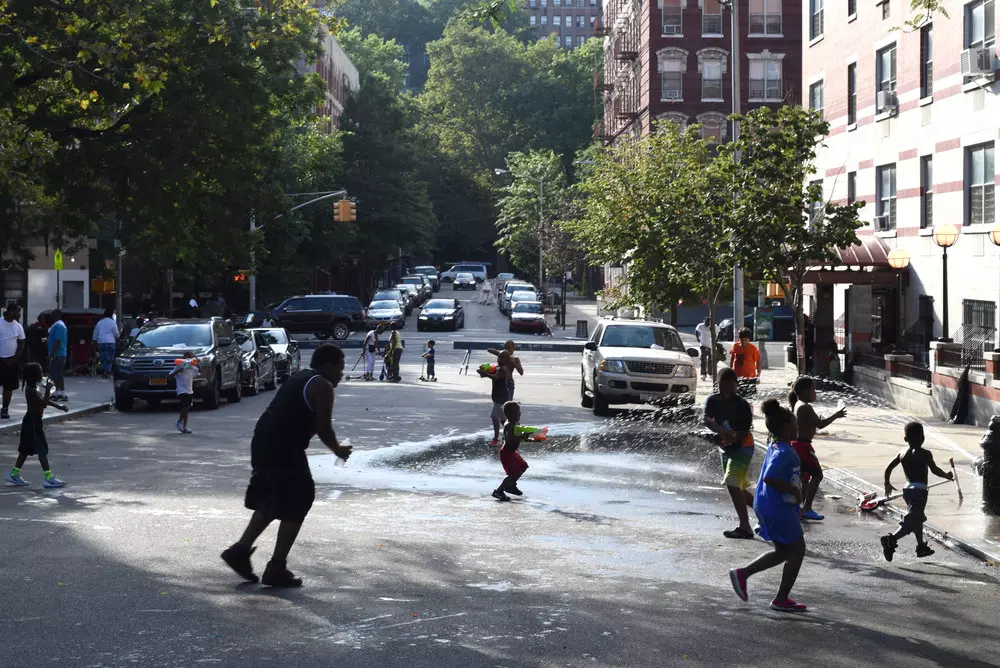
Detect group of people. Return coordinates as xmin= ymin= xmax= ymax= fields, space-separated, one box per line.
xmin=360 ymin=325 xmax=406 ymax=382
xmin=705 ymin=369 xmax=952 ymax=612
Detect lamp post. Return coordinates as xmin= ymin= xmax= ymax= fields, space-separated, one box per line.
xmin=932 ymin=223 xmax=960 ymax=342
xmin=719 ymin=0 xmax=743 ymax=336
xmin=887 ymin=247 xmax=910 ymax=348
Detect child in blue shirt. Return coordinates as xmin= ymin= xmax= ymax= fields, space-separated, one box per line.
xmin=421 ymin=340 xmax=436 ymax=381
xmin=729 ymin=398 xmax=808 ymax=613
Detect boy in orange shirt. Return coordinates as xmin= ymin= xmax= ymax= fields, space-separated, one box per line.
xmin=730 ymin=328 xmax=761 ymax=380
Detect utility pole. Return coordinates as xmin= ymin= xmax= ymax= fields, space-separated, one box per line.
xmin=723 ymin=0 xmax=744 ymax=340
xmin=538 ymin=178 xmax=544 ymax=290
xmin=249 ymin=212 xmax=257 ymax=311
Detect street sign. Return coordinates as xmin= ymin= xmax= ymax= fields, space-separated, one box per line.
xmin=54 ymin=249 xmax=63 ymax=271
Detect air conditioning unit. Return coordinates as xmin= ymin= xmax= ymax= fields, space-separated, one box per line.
xmin=662 ymin=24 xmax=681 ymax=35
xmin=961 ymin=47 xmax=995 ymax=77
xmin=663 ymin=89 xmax=681 ymax=100
xmin=876 ymin=89 xmax=898 ymax=114
xmin=873 ymin=215 xmax=891 ymax=231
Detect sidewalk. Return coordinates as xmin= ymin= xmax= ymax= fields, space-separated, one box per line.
xmin=549 ymin=296 xmax=600 ymax=340
xmin=0 ymin=375 xmax=112 ymax=435
xmin=754 ymin=367 xmax=1000 ymax=563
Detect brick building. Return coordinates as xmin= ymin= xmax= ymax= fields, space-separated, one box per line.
xmin=803 ymin=0 xmax=1000 ymax=425
xmin=300 ymin=27 xmax=359 ymax=129
xmin=601 ymin=0 xmax=802 ymax=144
xmin=526 ymin=0 xmax=604 ymax=49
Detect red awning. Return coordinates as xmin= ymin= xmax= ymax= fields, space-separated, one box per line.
xmin=837 ymin=235 xmax=890 ymax=267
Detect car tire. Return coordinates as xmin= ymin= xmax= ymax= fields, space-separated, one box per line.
xmin=333 ymin=322 xmax=350 ymax=340
xmin=228 ymin=373 xmax=243 ymax=403
xmin=204 ymin=374 xmax=222 ymax=409
xmin=246 ymin=366 xmax=259 ymax=396
xmin=115 ymin=392 xmax=134 ymax=412
xmin=580 ymin=378 xmax=593 ymax=408
xmin=265 ymin=366 xmax=277 ymax=391
xmin=592 ymin=376 xmax=610 ymax=416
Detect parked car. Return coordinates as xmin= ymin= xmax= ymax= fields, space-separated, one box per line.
xmin=417 ymin=298 xmax=466 ymax=331
xmin=249 ymin=327 xmax=300 ymax=381
xmin=404 ymin=273 xmax=435 ymax=296
xmin=367 ymin=299 xmax=406 ymax=329
xmin=237 ymin=302 xmax=281 ymax=330
xmin=509 ymin=290 xmax=538 ymax=313
xmin=500 ymin=281 xmax=534 ymax=314
xmin=413 ymin=265 xmax=440 ymax=291
xmin=495 ymin=272 xmax=515 ymax=294
xmin=509 ymin=301 xmax=547 ymax=334
xmin=440 ymin=263 xmax=488 ymax=283
xmin=234 ymin=329 xmax=278 ymax=396
xmin=113 ymin=318 xmax=243 ymax=412
xmin=396 ymin=284 xmax=421 ymax=309
xmin=271 ymin=294 xmax=366 ymax=340
xmin=399 ymin=276 xmax=429 ymax=303
xmin=453 ymin=272 xmax=477 ymax=291
xmin=581 ymin=319 xmax=699 ymax=416
xmin=375 ymin=288 xmax=411 ymax=316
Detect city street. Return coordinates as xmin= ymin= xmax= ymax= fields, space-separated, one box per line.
xmin=1 ymin=290 xmax=999 ymax=667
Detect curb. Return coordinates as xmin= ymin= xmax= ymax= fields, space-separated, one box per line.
xmin=453 ymin=340 xmax=586 ymax=353
xmin=0 ymin=402 xmax=111 ymax=436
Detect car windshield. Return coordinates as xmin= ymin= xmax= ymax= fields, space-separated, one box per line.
xmin=415 ymin=267 xmax=436 ymax=275
xmin=506 ymin=284 xmax=530 ymax=295
xmin=234 ymin=332 xmax=255 ymax=353
xmin=511 ymin=291 xmax=535 ymax=301
xmin=374 ymin=291 xmax=399 ymax=301
xmin=600 ymin=325 xmax=685 ymax=351
xmin=402 ymin=277 xmax=421 ymax=285
xmin=132 ymin=323 xmax=212 ymax=349
xmin=255 ymin=330 xmax=287 ymax=345
xmin=424 ymin=299 xmax=455 ymax=310
xmin=370 ymin=301 xmax=398 ymax=310
xmin=456 ymin=273 xmax=474 ymax=280
xmin=514 ymin=303 xmax=544 ymax=314
xmin=397 ymin=285 xmax=415 ymax=294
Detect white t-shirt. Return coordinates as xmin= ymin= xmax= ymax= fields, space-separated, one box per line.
xmin=262 ymin=318 xmax=274 ymax=328
xmin=695 ymin=322 xmax=716 ymax=348
xmin=171 ymin=363 xmax=200 ymax=395
xmin=189 ymin=298 xmax=198 ymax=308
xmin=0 ymin=318 xmax=25 ymax=359
xmin=93 ymin=317 xmax=120 ymax=344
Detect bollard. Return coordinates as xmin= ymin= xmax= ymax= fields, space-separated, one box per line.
xmin=980 ymin=416 xmax=1000 ymax=515
xmin=575 ymin=320 xmax=588 ymax=339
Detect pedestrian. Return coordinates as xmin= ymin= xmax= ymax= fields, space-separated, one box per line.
xmin=169 ymin=351 xmax=200 ymax=434
xmin=789 ymin=376 xmax=846 ymax=521
xmin=262 ymin=311 xmax=275 ymax=328
xmin=703 ymin=368 xmax=756 ymax=539
xmin=729 ymin=398 xmax=807 ymax=613
xmin=6 ymin=362 xmax=68 ymax=488
xmin=880 ymin=422 xmax=953 ymax=561
xmin=0 ymin=304 xmax=26 ymax=420
xmin=492 ymin=401 xmax=529 ymax=502
xmin=220 ymin=344 xmax=353 ymax=587
xmin=362 ymin=325 xmax=383 ymax=382
xmin=47 ymin=310 xmax=69 ymax=403
xmin=421 ymin=340 xmax=436 ymax=381
xmin=729 ymin=327 xmax=761 ymax=380
xmin=387 ymin=327 xmax=403 ymax=382
xmin=487 ymin=340 xmax=523 ymax=401
xmin=695 ymin=316 xmax=716 ymax=381
xmin=92 ymin=308 xmax=119 ymax=379
xmin=188 ymin=295 xmax=200 ymax=317
xmin=478 ymin=351 xmax=511 ymax=446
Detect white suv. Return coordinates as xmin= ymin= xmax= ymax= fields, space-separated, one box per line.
xmin=441 ymin=263 xmax=487 ymax=283
xmin=581 ymin=319 xmax=700 ymax=416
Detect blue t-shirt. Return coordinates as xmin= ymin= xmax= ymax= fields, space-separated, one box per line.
xmin=425 ymin=347 xmax=435 ymax=362
xmin=753 ymin=441 xmax=803 ymax=544
xmin=48 ymin=320 xmax=68 ymax=358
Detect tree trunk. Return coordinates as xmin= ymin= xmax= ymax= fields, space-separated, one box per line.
xmin=793 ymin=279 xmax=806 ymax=375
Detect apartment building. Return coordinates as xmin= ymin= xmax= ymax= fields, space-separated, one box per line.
xmin=300 ymin=28 xmax=359 ymax=129
xmin=526 ymin=0 xmax=604 ymax=49
xmin=601 ymin=0 xmax=801 ymax=144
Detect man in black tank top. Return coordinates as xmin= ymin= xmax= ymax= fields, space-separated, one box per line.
xmin=221 ymin=344 xmax=353 ymax=587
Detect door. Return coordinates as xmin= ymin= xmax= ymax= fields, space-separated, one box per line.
xmin=63 ymin=281 xmax=84 ymax=309
xmin=215 ymin=320 xmax=238 ymax=386
xmin=583 ymin=324 xmax=603 ymax=389
xmin=276 ymin=298 xmax=310 ymax=332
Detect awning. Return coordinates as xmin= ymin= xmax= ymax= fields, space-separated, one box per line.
xmin=836 ymin=235 xmax=890 ymax=267
xmin=803 ymin=235 xmax=902 ymax=285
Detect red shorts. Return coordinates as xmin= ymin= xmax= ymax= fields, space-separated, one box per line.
xmin=499 ymin=447 xmax=528 ymax=477
xmin=791 ymin=440 xmax=822 ymax=482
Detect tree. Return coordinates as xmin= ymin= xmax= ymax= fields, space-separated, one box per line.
xmin=721 ymin=106 xmax=864 ymax=373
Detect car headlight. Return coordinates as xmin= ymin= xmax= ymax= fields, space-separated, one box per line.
xmin=674 ymin=365 xmax=695 ymax=378
xmin=444 ymin=314 xmax=454 ymax=319
xmin=599 ymin=359 xmax=625 ymax=373
xmin=419 ymin=314 xmax=428 ymax=320
xmin=116 ymin=358 xmax=133 ymax=369
xmin=242 ymin=359 xmax=252 ymax=370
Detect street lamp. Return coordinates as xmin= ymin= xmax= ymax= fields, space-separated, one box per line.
xmin=718 ymin=0 xmax=743 ymax=336
xmin=887 ymin=247 xmax=910 ymax=347
xmin=932 ymin=223 xmax=960 ymax=342
xmin=495 ymin=168 xmax=545 ymax=291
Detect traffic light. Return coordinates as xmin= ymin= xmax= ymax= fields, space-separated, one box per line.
xmin=333 ymin=200 xmax=343 ymax=223
xmin=333 ymin=199 xmax=357 ymax=223
xmin=348 ymin=200 xmax=357 ymax=222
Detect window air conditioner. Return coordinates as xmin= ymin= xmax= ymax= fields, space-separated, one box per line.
xmin=961 ymin=47 xmax=995 ymax=78
xmin=876 ymin=89 xmax=897 ymax=114
xmin=873 ymin=215 xmax=891 ymax=231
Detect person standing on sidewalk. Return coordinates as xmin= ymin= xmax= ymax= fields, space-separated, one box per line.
xmin=789 ymin=376 xmax=846 ymax=521
xmin=729 ymin=328 xmax=762 ymax=397
xmin=362 ymin=325 xmax=383 ymax=382
xmin=703 ymin=368 xmax=756 ymax=539
xmin=387 ymin=327 xmax=404 ymax=382
xmin=0 ymin=304 xmax=26 ymax=420
xmin=92 ymin=308 xmax=119 ymax=379
xmin=695 ymin=316 xmax=716 ymax=381
xmin=47 ymin=310 xmax=69 ymax=403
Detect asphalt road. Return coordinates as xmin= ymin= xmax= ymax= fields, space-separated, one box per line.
xmin=1 ymin=290 xmax=999 ymax=667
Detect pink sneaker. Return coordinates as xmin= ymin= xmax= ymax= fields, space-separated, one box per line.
xmin=488 ymin=439 xmax=500 ymax=447
xmin=770 ymin=598 xmax=807 ymax=612
xmin=729 ymin=569 xmax=748 ymax=602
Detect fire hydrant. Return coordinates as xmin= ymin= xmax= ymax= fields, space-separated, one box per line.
xmin=977 ymin=416 xmax=1000 ymax=515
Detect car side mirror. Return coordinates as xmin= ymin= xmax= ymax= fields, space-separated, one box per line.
xmin=219 ymin=337 xmax=232 ymax=346
xmin=687 ymin=347 xmax=700 ymax=358
xmin=584 ymin=341 xmax=598 ymax=351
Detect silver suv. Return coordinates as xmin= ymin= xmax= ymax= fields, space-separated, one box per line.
xmin=581 ymin=319 xmax=699 ymax=415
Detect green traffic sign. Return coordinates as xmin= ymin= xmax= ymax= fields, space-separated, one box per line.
xmin=54 ymin=249 xmax=64 ymax=271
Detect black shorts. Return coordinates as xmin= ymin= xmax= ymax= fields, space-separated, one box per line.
xmin=244 ymin=469 xmax=315 ymax=523
xmin=178 ymin=394 xmax=193 ymax=409
xmin=0 ymin=359 xmax=18 ymax=393
xmin=900 ymin=487 xmax=929 ymax=533
xmin=18 ymin=415 xmax=48 ymax=457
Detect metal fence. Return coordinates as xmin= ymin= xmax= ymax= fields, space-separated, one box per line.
xmin=938 ymin=321 xmax=997 ymax=372
xmin=891 ymin=361 xmax=932 ymax=384
xmin=853 ymin=351 xmax=885 ymax=369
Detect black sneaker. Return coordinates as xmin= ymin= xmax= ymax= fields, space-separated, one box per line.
xmin=916 ymin=543 xmax=935 ymax=558
xmin=221 ymin=544 xmax=259 ymax=583
xmin=505 ymin=485 xmax=523 ymax=496
xmin=261 ymin=560 xmax=303 ymax=587
xmin=880 ymin=535 xmax=896 ymax=562
xmin=491 ymin=489 xmax=510 ymax=502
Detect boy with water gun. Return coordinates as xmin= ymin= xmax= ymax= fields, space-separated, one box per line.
xmin=169 ymin=351 xmax=200 ymax=434
xmin=493 ymin=401 xmax=530 ymax=502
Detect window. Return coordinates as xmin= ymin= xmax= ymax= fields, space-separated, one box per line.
xmin=662 ymin=0 xmax=683 ymax=35
xmin=530 ymin=14 xmax=537 ymax=25
xmin=577 ymin=35 xmax=585 ymax=46
xmin=749 ymin=58 xmax=782 ymax=100
xmin=966 ymin=0 xmax=996 ymax=48
xmin=590 ymin=15 xmax=596 ymax=25
xmin=847 ymin=171 xmax=857 ymax=204
xmin=920 ymin=156 xmax=933 ymax=229
xmin=565 ymin=35 xmax=573 ymax=47
xmin=553 ymin=15 xmax=561 ymax=26
xmin=809 ymin=180 xmax=824 ymax=223
xmin=541 ymin=14 xmax=548 ymax=25
xmin=749 ymin=0 xmax=782 ymax=35
xmin=554 ymin=0 xmax=561 ymax=6
xmin=876 ymin=43 xmax=896 ymax=111
xmin=578 ymin=0 xmax=584 ymax=6
xmin=810 ymin=0 xmax=824 ymax=40
xmin=702 ymin=59 xmax=724 ymax=100
xmin=847 ymin=62 xmax=857 ymax=124
xmin=967 ymin=142 xmax=995 ymax=226
xmin=876 ymin=164 xmax=897 ymax=230
xmin=577 ymin=15 xmax=585 ymax=26
xmin=848 ymin=0 xmax=856 ymax=16
xmin=591 ymin=0 xmax=597 ymax=6
xmin=529 ymin=0 xmax=536 ymax=6
xmin=881 ymin=0 xmax=890 ymax=20
xmin=809 ymin=80 xmax=824 ymax=117
xmin=658 ymin=50 xmax=687 ymax=101
xmin=703 ymin=0 xmax=723 ymax=35
xmin=963 ymin=299 xmax=997 ymax=353
xmin=541 ymin=0 xmax=547 ymax=6
xmin=697 ymin=112 xmax=727 ymax=143
xmin=920 ymin=24 xmax=933 ymax=98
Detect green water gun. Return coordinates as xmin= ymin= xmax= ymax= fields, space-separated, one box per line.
xmin=514 ymin=425 xmax=549 ymax=441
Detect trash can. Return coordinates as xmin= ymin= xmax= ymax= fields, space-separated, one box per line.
xmin=980 ymin=416 xmax=1000 ymax=515
xmin=785 ymin=343 xmax=796 ymax=364
xmin=575 ymin=320 xmax=588 ymax=339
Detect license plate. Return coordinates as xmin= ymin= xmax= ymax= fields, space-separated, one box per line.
xmin=149 ymin=377 xmax=168 ymax=387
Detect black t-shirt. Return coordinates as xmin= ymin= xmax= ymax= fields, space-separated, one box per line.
xmin=491 ymin=374 xmax=508 ymax=403
xmin=703 ymin=393 xmax=753 ymax=448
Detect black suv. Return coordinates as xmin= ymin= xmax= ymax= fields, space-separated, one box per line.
xmin=113 ymin=318 xmax=243 ymax=412
xmin=271 ymin=294 xmax=366 ymax=340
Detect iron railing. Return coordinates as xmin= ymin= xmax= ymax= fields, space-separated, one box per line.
xmin=891 ymin=362 xmax=932 ymax=384
xmin=853 ymin=351 xmax=885 ymax=369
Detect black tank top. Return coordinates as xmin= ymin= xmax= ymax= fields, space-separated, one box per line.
xmin=251 ymin=369 xmax=324 ymax=468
